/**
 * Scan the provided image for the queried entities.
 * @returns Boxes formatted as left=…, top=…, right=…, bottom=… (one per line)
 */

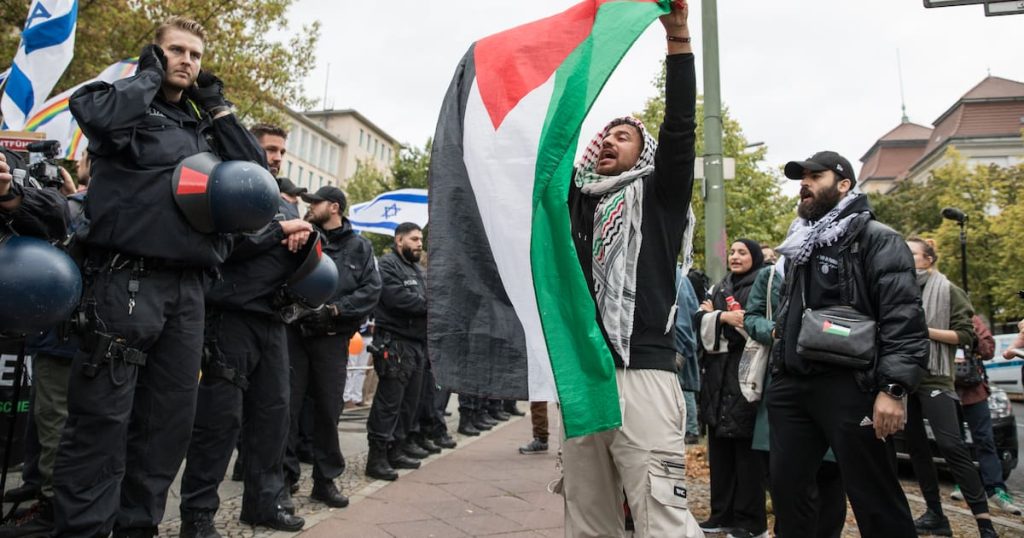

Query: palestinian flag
left=427, top=0, right=674, bottom=438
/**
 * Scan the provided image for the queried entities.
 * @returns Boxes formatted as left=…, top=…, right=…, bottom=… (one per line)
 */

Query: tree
left=1, top=0, right=319, bottom=125
left=635, top=61, right=796, bottom=270
left=344, top=139, right=431, bottom=255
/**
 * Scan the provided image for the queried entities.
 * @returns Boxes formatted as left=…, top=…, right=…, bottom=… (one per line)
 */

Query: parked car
left=894, top=387, right=1019, bottom=480
left=987, top=334, right=1024, bottom=397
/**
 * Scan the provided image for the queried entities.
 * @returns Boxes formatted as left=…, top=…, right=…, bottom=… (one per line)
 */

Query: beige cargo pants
left=561, top=368, right=704, bottom=538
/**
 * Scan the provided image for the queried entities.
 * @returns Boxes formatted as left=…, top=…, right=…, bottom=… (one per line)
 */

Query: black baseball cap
left=301, top=186, right=347, bottom=209
left=277, top=177, right=307, bottom=197
left=784, top=151, right=856, bottom=185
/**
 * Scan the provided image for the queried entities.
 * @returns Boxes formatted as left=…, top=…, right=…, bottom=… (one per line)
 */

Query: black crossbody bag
left=795, top=266, right=877, bottom=370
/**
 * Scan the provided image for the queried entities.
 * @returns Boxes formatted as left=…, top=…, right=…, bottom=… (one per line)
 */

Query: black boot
left=403, top=438, right=430, bottom=460
left=311, top=480, right=349, bottom=508
left=914, top=509, right=952, bottom=537
left=503, top=401, right=526, bottom=416
left=2, top=482, right=40, bottom=504
left=457, top=413, right=481, bottom=436
left=432, top=432, right=457, bottom=449
left=489, top=408, right=511, bottom=421
left=415, top=435, right=442, bottom=454
left=365, top=441, right=399, bottom=481
left=473, top=410, right=495, bottom=431
left=388, top=443, right=421, bottom=470
left=278, top=489, right=295, bottom=515
left=179, top=509, right=221, bottom=538
left=0, top=498, right=55, bottom=538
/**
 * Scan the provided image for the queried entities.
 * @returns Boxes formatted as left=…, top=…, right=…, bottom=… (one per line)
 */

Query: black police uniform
left=178, top=200, right=305, bottom=525
left=284, top=219, right=380, bottom=488
left=54, top=66, right=266, bottom=536
left=366, top=247, right=427, bottom=458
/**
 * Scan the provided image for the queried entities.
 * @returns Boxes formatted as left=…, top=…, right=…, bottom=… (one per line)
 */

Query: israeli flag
left=349, top=188, right=428, bottom=236
left=0, top=67, right=10, bottom=90
left=1, top=0, right=79, bottom=130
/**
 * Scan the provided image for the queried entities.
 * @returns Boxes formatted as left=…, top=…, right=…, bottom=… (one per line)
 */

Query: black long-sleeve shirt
left=568, top=53, right=698, bottom=372
left=69, top=69, right=267, bottom=267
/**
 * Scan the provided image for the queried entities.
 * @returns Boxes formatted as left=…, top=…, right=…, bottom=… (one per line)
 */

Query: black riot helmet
left=171, top=152, right=280, bottom=234
left=0, top=235, right=83, bottom=336
left=283, top=231, right=339, bottom=309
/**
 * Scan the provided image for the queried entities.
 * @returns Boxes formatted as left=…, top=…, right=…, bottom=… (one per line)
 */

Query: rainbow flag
left=23, top=58, right=137, bottom=159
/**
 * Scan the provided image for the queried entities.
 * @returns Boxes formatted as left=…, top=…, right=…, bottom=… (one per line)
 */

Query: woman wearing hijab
left=904, top=237, right=997, bottom=538
left=695, top=238, right=768, bottom=538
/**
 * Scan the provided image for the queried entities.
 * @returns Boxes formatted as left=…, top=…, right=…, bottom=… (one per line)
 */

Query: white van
left=987, top=334, right=1024, bottom=397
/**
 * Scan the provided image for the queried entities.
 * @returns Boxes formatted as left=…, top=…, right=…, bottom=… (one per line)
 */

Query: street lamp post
left=702, top=0, right=726, bottom=282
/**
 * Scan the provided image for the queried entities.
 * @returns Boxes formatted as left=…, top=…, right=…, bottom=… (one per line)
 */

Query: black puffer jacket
left=695, top=268, right=762, bottom=439
left=775, top=195, right=928, bottom=392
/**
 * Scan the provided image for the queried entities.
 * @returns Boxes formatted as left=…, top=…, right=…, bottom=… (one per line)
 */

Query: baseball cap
left=301, top=186, right=347, bottom=208
left=784, top=151, right=856, bottom=185
left=277, top=177, right=307, bottom=197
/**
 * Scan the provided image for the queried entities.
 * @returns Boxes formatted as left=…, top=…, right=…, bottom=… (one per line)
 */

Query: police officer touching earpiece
left=53, top=16, right=268, bottom=538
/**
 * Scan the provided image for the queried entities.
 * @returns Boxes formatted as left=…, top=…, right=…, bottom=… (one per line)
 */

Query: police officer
left=177, top=204, right=314, bottom=534
left=365, top=222, right=430, bottom=481
left=285, top=186, right=380, bottom=505
left=53, top=16, right=267, bottom=537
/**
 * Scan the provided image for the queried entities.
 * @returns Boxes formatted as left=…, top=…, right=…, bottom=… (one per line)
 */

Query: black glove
left=137, top=44, right=167, bottom=77
left=188, top=71, right=229, bottom=113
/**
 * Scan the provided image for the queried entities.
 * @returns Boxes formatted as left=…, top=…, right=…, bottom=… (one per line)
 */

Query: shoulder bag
left=738, top=269, right=774, bottom=402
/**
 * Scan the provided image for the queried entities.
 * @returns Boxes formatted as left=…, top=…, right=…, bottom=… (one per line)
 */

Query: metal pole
left=959, top=223, right=968, bottom=294
left=701, top=0, right=726, bottom=282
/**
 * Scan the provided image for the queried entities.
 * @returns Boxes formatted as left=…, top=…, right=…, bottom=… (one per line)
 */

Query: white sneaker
left=991, top=488, right=1023, bottom=516
left=950, top=485, right=964, bottom=501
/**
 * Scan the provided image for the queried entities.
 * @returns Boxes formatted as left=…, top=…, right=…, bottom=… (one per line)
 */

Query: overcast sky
left=283, top=1, right=1024, bottom=193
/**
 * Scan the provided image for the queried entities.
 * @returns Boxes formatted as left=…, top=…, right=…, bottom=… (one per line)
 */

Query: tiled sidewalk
left=299, top=415, right=565, bottom=538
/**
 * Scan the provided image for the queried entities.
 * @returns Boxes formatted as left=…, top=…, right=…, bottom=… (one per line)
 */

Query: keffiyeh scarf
left=573, top=116, right=696, bottom=365
left=776, top=192, right=866, bottom=267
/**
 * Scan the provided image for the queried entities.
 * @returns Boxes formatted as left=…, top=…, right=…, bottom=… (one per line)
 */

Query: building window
left=286, top=161, right=292, bottom=178
left=298, top=165, right=305, bottom=187
left=299, top=129, right=309, bottom=161
left=309, top=170, right=313, bottom=186
left=359, top=129, right=365, bottom=148
left=328, top=145, right=338, bottom=175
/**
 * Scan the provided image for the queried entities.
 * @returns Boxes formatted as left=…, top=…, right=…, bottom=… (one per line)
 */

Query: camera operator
left=52, top=16, right=267, bottom=537
left=0, top=148, right=69, bottom=241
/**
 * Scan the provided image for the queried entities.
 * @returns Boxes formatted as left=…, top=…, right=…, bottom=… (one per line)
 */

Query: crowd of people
left=2, top=4, right=1024, bottom=538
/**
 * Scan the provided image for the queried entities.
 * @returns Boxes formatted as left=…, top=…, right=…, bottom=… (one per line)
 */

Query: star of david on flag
left=348, top=188, right=428, bottom=236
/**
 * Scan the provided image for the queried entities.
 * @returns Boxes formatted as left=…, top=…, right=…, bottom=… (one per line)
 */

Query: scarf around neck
left=776, top=192, right=867, bottom=267
left=920, top=269, right=954, bottom=377
left=573, top=117, right=695, bottom=365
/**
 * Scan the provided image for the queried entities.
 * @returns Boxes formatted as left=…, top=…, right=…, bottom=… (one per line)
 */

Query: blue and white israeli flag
left=1, top=0, right=79, bottom=130
left=348, top=188, right=428, bottom=236
left=0, top=68, right=10, bottom=91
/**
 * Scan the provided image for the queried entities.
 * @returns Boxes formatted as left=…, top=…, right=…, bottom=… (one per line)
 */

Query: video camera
left=14, top=140, right=63, bottom=189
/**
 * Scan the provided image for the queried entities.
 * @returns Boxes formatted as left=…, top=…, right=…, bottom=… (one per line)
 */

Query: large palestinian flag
left=428, top=0, right=674, bottom=438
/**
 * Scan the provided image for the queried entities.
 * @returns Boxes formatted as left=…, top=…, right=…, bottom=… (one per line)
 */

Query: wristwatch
left=880, top=383, right=907, bottom=400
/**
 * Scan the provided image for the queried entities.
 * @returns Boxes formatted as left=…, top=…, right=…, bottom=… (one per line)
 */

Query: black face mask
left=401, top=246, right=421, bottom=263
left=798, top=181, right=842, bottom=221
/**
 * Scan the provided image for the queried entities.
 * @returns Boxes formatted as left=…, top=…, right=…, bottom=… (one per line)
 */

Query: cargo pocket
left=648, top=450, right=689, bottom=510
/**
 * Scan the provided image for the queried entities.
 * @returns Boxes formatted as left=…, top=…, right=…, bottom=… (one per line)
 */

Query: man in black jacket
left=284, top=186, right=381, bottom=503
left=177, top=201, right=313, bottom=534
left=53, top=16, right=268, bottom=537
left=560, top=6, right=702, bottom=536
left=0, top=148, right=69, bottom=241
left=365, top=222, right=429, bottom=481
left=769, top=150, right=929, bottom=537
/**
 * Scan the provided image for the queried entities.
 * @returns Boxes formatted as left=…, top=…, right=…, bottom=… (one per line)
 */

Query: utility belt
left=368, top=330, right=421, bottom=382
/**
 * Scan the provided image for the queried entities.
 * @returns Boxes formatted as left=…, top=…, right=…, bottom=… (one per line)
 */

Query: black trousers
left=767, top=371, right=916, bottom=538
left=54, top=267, right=205, bottom=536
left=905, top=388, right=988, bottom=514
left=366, top=335, right=425, bottom=444
left=179, top=311, right=289, bottom=521
left=284, top=332, right=347, bottom=485
left=707, top=435, right=767, bottom=534
left=413, top=359, right=446, bottom=438
left=810, top=461, right=847, bottom=538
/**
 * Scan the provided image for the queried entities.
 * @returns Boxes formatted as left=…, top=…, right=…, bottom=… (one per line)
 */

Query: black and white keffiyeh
left=776, top=192, right=867, bottom=267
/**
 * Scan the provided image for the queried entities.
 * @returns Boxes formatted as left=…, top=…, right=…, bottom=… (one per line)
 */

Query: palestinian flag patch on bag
left=822, top=320, right=852, bottom=338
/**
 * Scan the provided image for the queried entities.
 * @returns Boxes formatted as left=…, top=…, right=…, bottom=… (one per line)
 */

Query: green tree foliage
left=635, top=61, right=796, bottom=270
left=0, top=0, right=319, bottom=125
left=344, top=139, right=431, bottom=254
left=869, top=147, right=1024, bottom=324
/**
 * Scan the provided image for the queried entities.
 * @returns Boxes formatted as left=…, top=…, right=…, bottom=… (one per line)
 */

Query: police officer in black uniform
left=177, top=203, right=314, bottom=534
left=365, top=222, right=430, bottom=481
left=53, top=17, right=268, bottom=537
left=284, top=186, right=380, bottom=505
